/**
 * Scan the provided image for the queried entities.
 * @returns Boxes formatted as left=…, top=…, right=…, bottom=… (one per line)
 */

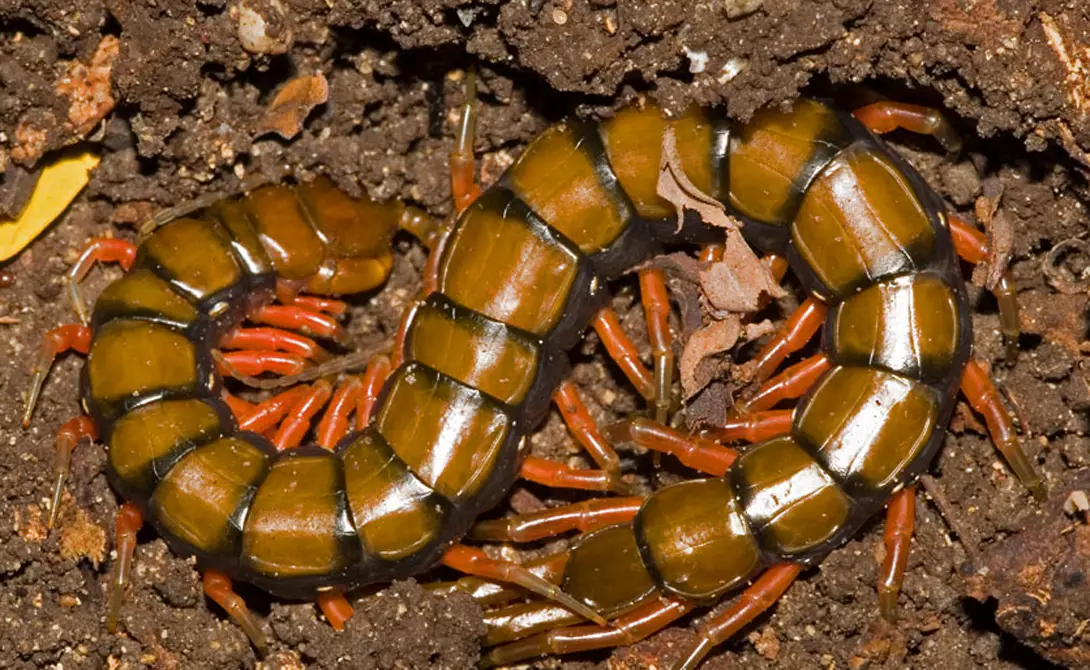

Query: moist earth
left=3, top=0, right=1090, bottom=668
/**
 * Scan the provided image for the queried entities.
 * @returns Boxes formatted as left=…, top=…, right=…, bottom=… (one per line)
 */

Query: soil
left=3, top=1, right=1090, bottom=669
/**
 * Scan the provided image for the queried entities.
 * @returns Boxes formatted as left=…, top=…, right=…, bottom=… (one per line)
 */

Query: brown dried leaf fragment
left=256, top=73, right=330, bottom=140
left=655, top=126, right=784, bottom=314
left=57, top=35, right=120, bottom=138
left=969, top=182, right=1013, bottom=290
left=680, top=316, right=742, bottom=399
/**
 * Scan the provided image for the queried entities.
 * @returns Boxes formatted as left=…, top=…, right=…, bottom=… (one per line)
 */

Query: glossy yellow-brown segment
left=243, top=453, right=354, bottom=578
left=208, top=199, right=274, bottom=276
left=439, top=197, right=578, bottom=335
left=792, top=146, right=935, bottom=297
left=308, top=255, right=394, bottom=296
left=87, top=321, right=199, bottom=419
left=831, top=275, right=959, bottom=380
left=407, top=302, right=540, bottom=406
left=139, top=218, right=242, bottom=302
left=734, top=435, right=851, bottom=556
left=563, top=524, right=658, bottom=619
left=151, top=436, right=269, bottom=556
left=297, top=177, right=399, bottom=259
left=506, top=123, right=627, bottom=254
left=109, top=399, right=223, bottom=498
left=638, top=478, right=760, bottom=601
left=243, top=185, right=325, bottom=280
left=728, top=99, right=846, bottom=225
left=375, top=364, right=512, bottom=502
left=93, top=269, right=199, bottom=330
left=341, top=430, right=444, bottom=561
left=795, top=366, right=938, bottom=496
left=599, top=106, right=721, bottom=220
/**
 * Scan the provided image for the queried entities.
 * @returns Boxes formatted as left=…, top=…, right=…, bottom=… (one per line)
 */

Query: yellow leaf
left=0, top=149, right=100, bottom=261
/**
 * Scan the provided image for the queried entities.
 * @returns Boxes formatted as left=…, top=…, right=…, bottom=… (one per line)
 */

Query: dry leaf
left=679, top=316, right=742, bottom=399
left=656, top=125, right=784, bottom=315
left=0, top=149, right=99, bottom=261
left=256, top=73, right=329, bottom=140
left=969, top=183, right=1013, bottom=290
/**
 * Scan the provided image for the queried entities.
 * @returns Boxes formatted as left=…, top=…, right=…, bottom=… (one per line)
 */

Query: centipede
left=25, top=75, right=1043, bottom=668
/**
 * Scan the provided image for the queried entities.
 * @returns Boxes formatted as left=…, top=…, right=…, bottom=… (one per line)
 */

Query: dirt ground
left=4, top=0, right=1090, bottom=668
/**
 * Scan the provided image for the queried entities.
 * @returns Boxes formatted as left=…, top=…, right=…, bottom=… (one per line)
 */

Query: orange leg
left=676, top=563, right=803, bottom=670
left=450, top=68, right=482, bottom=213
left=602, top=417, right=738, bottom=477
left=216, top=350, right=309, bottom=379
left=249, top=304, right=348, bottom=345
left=221, top=390, right=255, bottom=421
left=960, top=359, right=1044, bottom=499
left=552, top=380, right=625, bottom=482
left=429, top=553, right=569, bottom=607
left=273, top=279, right=349, bottom=316
left=472, top=497, right=644, bottom=543
left=639, top=268, right=674, bottom=423
left=238, top=386, right=312, bottom=433
left=853, top=101, right=962, bottom=154
left=748, top=296, right=828, bottom=386
left=316, top=590, right=354, bottom=631
left=356, top=355, right=392, bottom=428
left=737, top=353, right=832, bottom=413
left=106, top=502, right=144, bottom=634
left=483, top=594, right=695, bottom=667
left=700, top=243, right=724, bottom=262
left=273, top=380, right=333, bottom=450
left=948, top=212, right=1020, bottom=359
left=317, top=378, right=364, bottom=449
left=592, top=306, right=655, bottom=402
left=67, top=238, right=138, bottom=324
left=699, top=409, right=795, bottom=444
left=23, top=324, right=92, bottom=427
left=47, top=416, right=98, bottom=529
left=520, top=456, right=634, bottom=494
left=203, top=569, right=268, bottom=655
left=220, top=327, right=328, bottom=361
left=441, top=544, right=607, bottom=625
left=878, top=485, right=916, bottom=622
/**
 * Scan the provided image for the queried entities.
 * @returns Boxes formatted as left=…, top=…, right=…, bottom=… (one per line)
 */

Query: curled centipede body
left=28, top=86, right=1040, bottom=667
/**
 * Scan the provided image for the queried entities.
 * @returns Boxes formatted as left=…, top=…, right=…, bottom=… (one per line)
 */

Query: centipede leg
left=221, top=391, right=255, bottom=421
left=450, top=68, right=481, bottom=213
left=737, top=352, right=832, bottom=413
left=747, top=296, right=828, bottom=386
left=273, top=380, right=333, bottom=450
left=47, top=416, right=97, bottom=529
left=441, top=544, right=608, bottom=625
left=675, top=563, right=802, bottom=670
left=592, top=306, right=655, bottom=402
left=484, top=601, right=587, bottom=646
left=66, top=238, right=138, bottom=325
left=316, top=590, right=354, bottom=630
left=639, top=268, right=674, bottom=423
left=216, top=350, right=310, bottom=379
left=483, top=594, right=694, bottom=667
left=237, top=386, right=311, bottom=433
left=356, top=355, right=392, bottom=427
left=220, top=327, right=329, bottom=361
left=471, top=496, right=644, bottom=543
left=602, top=417, right=738, bottom=477
left=699, top=409, right=795, bottom=444
left=317, top=377, right=364, bottom=449
left=249, top=304, right=348, bottom=345
left=428, top=552, right=569, bottom=606
left=949, top=212, right=1020, bottom=360
left=203, top=569, right=268, bottom=655
left=520, top=456, right=635, bottom=494
left=878, top=484, right=916, bottom=622
left=852, top=101, right=963, bottom=154
left=23, top=324, right=92, bottom=427
left=551, top=380, right=629, bottom=492
left=960, top=359, right=1045, bottom=499
left=106, top=502, right=143, bottom=635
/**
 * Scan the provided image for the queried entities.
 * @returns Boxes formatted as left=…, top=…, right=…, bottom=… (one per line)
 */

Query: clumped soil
left=4, top=1, right=1090, bottom=669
